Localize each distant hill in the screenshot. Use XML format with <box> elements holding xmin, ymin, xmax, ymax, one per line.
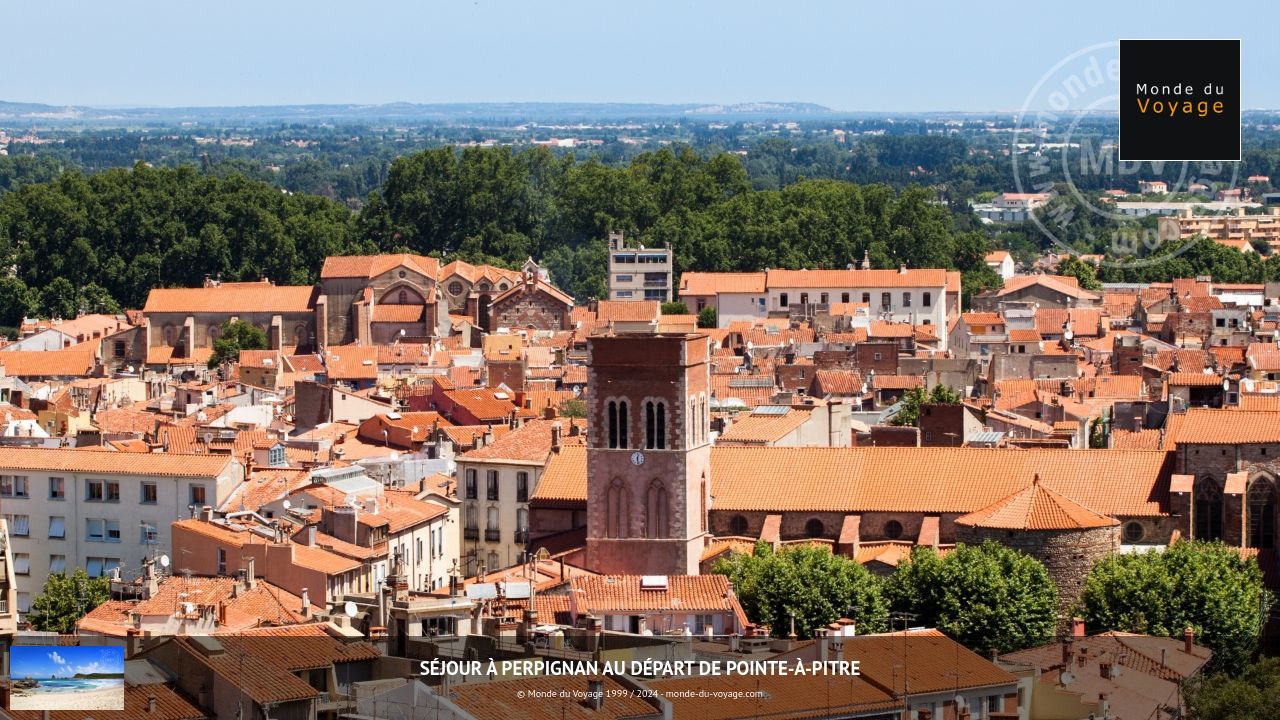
<box><xmin>0</xmin><ymin>100</ymin><xmax>840</xmax><ymax>126</ymax></box>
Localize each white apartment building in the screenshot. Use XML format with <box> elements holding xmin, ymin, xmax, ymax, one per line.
<box><xmin>0</xmin><ymin>448</ymin><xmax>243</xmax><ymax>615</ymax></box>
<box><xmin>607</xmin><ymin>231</ymin><xmax>673</xmax><ymax>302</ymax></box>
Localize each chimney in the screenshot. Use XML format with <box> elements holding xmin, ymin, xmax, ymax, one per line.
<box><xmin>1072</xmin><ymin>617</ymin><xmax>1085</xmax><ymax>638</ymax></box>
<box><xmin>1184</xmin><ymin>626</ymin><xmax>1194</xmax><ymax>654</ymax></box>
<box><xmin>1077</xmin><ymin>647</ymin><xmax>1088</xmax><ymax>667</ymax></box>
<box><xmin>244</xmin><ymin>558</ymin><xmax>256</xmax><ymax>590</ymax></box>
<box><xmin>370</xmin><ymin>497</ymin><xmax>380</xmax><ymax>515</ymax></box>
<box><xmin>543</xmin><ymin>405</ymin><xmax>557</xmax><ymax>420</ymax></box>
<box><xmin>1062</xmin><ymin>637</ymin><xmax>1074</xmax><ymax>665</ymax></box>
<box><xmin>898</xmin><ymin>264</ymin><xmax>907</xmax><ymax>274</ymax></box>
<box><xmin>217</xmin><ymin>601</ymin><xmax>228</xmax><ymax>627</ymax></box>
<box><xmin>147</xmin><ymin>695</ymin><xmax>157</xmax><ymax>714</ymax></box>
<box><xmin>586</xmin><ymin>679</ymin><xmax>604</xmax><ymax>710</ymax></box>
<box><xmin>305</xmin><ymin>525</ymin><xmax>317</xmax><ymax>547</ymax></box>
<box><xmin>201</xmin><ymin>505</ymin><xmax>213</xmax><ymax>522</ymax></box>
<box><xmin>815</xmin><ymin>628</ymin><xmax>829</xmax><ymax>659</ymax></box>
<box><xmin>301</xmin><ymin>588</ymin><xmax>311</xmax><ymax>618</ymax></box>
<box><xmin>551</xmin><ymin>423</ymin><xmax>562</xmax><ymax>454</ymax></box>
<box><xmin>1098</xmin><ymin>693</ymin><xmax>1109</xmax><ymax>718</ymax></box>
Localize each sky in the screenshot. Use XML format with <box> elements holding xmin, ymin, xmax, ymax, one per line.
<box><xmin>8</xmin><ymin>0</ymin><xmax>1279</xmax><ymax>111</ymax></box>
<box><xmin>11</xmin><ymin>646</ymin><xmax>124</xmax><ymax>678</ymax></box>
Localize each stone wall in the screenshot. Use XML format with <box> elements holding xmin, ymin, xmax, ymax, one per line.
<box><xmin>956</xmin><ymin>524</ymin><xmax>1120</xmax><ymax>616</ymax></box>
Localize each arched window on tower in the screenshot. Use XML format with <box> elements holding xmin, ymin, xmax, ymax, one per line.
<box><xmin>607</xmin><ymin>401</ymin><xmax>617</xmax><ymax>448</ymax></box>
<box><xmin>646</xmin><ymin>480</ymin><xmax>669</xmax><ymax>539</ymax></box>
<box><xmin>645</xmin><ymin>401</ymin><xmax>666</xmax><ymax>449</ymax></box>
<box><xmin>1247</xmin><ymin>476</ymin><xmax>1277</xmax><ymax>549</ymax></box>
<box><xmin>606</xmin><ymin>478</ymin><xmax>629</xmax><ymax>538</ymax></box>
<box><xmin>618</xmin><ymin>400</ymin><xmax>628</xmax><ymax>448</ymax></box>
<box><xmin>1194</xmin><ymin>476</ymin><xmax>1224</xmax><ymax>541</ymax></box>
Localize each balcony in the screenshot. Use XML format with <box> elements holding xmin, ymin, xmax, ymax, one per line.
<box><xmin>514</xmin><ymin>530</ymin><xmax>529</xmax><ymax>545</ymax></box>
<box><xmin>485</xmin><ymin>528</ymin><xmax>501</xmax><ymax>543</ymax></box>
<box><xmin>464</xmin><ymin>527</ymin><xmax>480</xmax><ymax>541</ymax></box>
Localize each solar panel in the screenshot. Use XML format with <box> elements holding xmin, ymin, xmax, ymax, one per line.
<box><xmin>502</xmin><ymin>582</ymin><xmax>532</xmax><ymax>599</ymax></box>
<box><xmin>465</xmin><ymin>583</ymin><xmax>498</xmax><ymax>599</ymax></box>
<box><xmin>751</xmin><ymin>406</ymin><xmax>791</xmax><ymax>416</ymax></box>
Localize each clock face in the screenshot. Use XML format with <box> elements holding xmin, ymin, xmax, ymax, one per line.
<box><xmin>630</xmin><ymin>451</ymin><xmax>645</xmax><ymax>467</ymax></box>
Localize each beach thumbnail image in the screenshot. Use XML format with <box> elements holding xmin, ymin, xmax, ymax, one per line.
<box><xmin>7</xmin><ymin>645</ymin><xmax>124</xmax><ymax>711</ymax></box>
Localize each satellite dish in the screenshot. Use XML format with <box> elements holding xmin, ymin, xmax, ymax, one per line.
<box><xmin>1063</xmin><ymin>330</ymin><xmax>1074</xmax><ymax>341</ymax></box>
<box><xmin>181</xmin><ymin>602</ymin><xmax>195</xmax><ymax>614</ymax></box>
<box><xmin>344</xmin><ymin>601</ymin><xmax>358</xmax><ymax>618</ymax></box>
<box><xmin>159</xmin><ymin>554</ymin><xmax>170</xmax><ymax>568</ymax></box>
<box><xmin>282</xmin><ymin>499</ymin><xmax>292</xmax><ymax>510</ymax></box>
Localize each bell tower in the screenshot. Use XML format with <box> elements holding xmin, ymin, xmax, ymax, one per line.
<box><xmin>585</xmin><ymin>331</ymin><xmax>712</xmax><ymax>575</ymax></box>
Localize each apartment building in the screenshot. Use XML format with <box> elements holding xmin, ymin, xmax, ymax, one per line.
<box><xmin>606</xmin><ymin>231</ymin><xmax>673</xmax><ymax>302</ymax></box>
<box><xmin>0</xmin><ymin>448</ymin><xmax>243</xmax><ymax>614</ymax></box>
<box><xmin>1157</xmin><ymin>206</ymin><xmax>1280</xmax><ymax>252</ymax></box>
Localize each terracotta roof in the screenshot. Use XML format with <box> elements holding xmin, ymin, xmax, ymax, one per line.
<box><xmin>1111</xmin><ymin>428</ymin><xmax>1163</xmax><ymax>450</ymax></box>
<box><xmin>92</xmin><ymin>407</ymin><xmax>163</xmax><ymax>436</ymax></box>
<box><xmin>131</xmin><ymin>576</ymin><xmax>322</xmax><ymax>626</ymax></box>
<box><xmin>370</xmin><ymin>304</ymin><xmax>425</xmax><ymax>323</ymax></box>
<box><xmin>718</xmin><ymin>408</ymin><xmax>812</xmax><ymax>444</ymax></box>
<box><xmin>324</xmin><ymin>346</ymin><xmax>379</xmax><ymax>381</ymax></box>
<box><xmin>962</xmin><ymin>312</ymin><xmax>1005</xmax><ymax>326</ymax></box>
<box><xmin>490</xmin><ymin>277</ymin><xmax>575</xmax><ymax>308</ymax></box>
<box><xmin>1168</xmin><ymin>371</ymin><xmax>1223</xmax><ymax>387</ymax></box>
<box><xmin>0</xmin><ymin>447</ymin><xmax>232</xmax><ymax>477</ymax></box>
<box><xmin>1173</xmin><ymin>408</ymin><xmax>1280</xmax><ymax>444</ymax></box>
<box><xmin>766</xmin><ymin>268</ymin><xmax>949</xmax><ymax>289</ymax></box>
<box><xmin>0</xmin><ymin>347</ymin><xmax>97</xmax><ymax>377</ymax></box>
<box><xmin>986</xmin><ymin>250</ymin><xmax>1011</xmax><ymax>263</ymax></box>
<box><xmin>1237</xmin><ymin>394</ymin><xmax>1280</xmax><ymax>412</ymax></box>
<box><xmin>871</xmin><ymin>374</ymin><xmax>924</xmax><ymax>390</ymax></box>
<box><xmin>679</xmin><ymin>272</ymin><xmax>768</xmax><ymax>295</ymax></box>
<box><xmin>955</xmin><ymin>476</ymin><xmax>1119</xmax><ymax>530</ymax></box>
<box><xmin>320</xmin><ymin>253</ymin><xmax>440</xmax><ymax>280</ymax></box>
<box><xmin>459</xmin><ymin>418</ymin><xmax>586</xmax><ymax>462</ymax></box>
<box><xmin>442</xmin><ymin>387</ymin><xmax>519</xmax><ymax>422</ymax></box>
<box><xmin>8</xmin><ymin>682</ymin><xmax>205</xmax><ymax>720</ymax></box>
<box><xmin>998</xmin><ymin>274</ymin><xmax>1099</xmax><ymax>300</ymax></box>
<box><xmin>594</xmin><ymin>300</ymin><xmax>660</xmax><ymax>323</ymax></box>
<box><xmin>652</xmin><ymin>671</ymin><xmax>898</xmax><ymax>720</ymax></box>
<box><xmin>813</xmin><ymin>369</ymin><xmax>863</xmax><ymax>396</ymax></box>
<box><xmin>1008</xmin><ymin>328</ymin><xmax>1043</xmax><ymax>342</ymax></box>
<box><xmin>1037</xmin><ymin>308</ymin><xmax>1105</xmax><ymax>337</ymax></box>
<box><xmin>570</xmin><ymin>574</ymin><xmax>743</xmax><ymax>614</ymax></box>
<box><xmin>143</xmin><ymin>282</ymin><xmax>315</xmax><ymax>313</ymax></box>
<box><xmin>868</xmin><ymin>321</ymin><xmax>915</xmax><ymax>338</ymax></box>
<box><xmin>535</xmin><ymin>446</ymin><xmax>1171</xmax><ymax>517</ymax></box>
<box><xmin>439</xmin><ymin>424</ymin><xmax>513</xmax><ymax>448</ymax></box>
<box><xmin>840</xmin><ymin>634</ymin><xmax>1018</xmax><ymax>695</ymax></box>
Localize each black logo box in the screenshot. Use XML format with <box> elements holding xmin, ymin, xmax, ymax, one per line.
<box><xmin>1119</xmin><ymin>39</ymin><xmax>1240</xmax><ymax>162</ymax></box>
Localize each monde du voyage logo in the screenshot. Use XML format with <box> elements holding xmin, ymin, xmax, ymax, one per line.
<box><xmin>1119</xmin><ymin>39</ymin><xmax>1240</xmax><ymax>161</ymax></box>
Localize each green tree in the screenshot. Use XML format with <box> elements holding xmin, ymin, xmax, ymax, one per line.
<box><xmin>38</xmin><ymin>277</ymin><xmax>79</xmax><ymax>319</ymax></box>
<box><xmin>208</xmin><ymin>319</ymin><xmax>268</xmax><ymax>368</ymax></box>
<box><xmin>697</xmin><ymin>306</ymin><xmax>717</xmax><ymax>328</ymax></box>
<box><xmin>0</xmin><ymin>276</ymin><xmax>34</xmax><ymax>329</ymax></box>
<box><xmin>29</xmin><ymin>568</ymin><xmax>111</xmax><ymax>634</ymax></box>
<box><xmin>714</xmin><ymin>542</ymin><xmax>888</xmax><ymax>639</ymax></box>
<box><xmin>557</xmin><ymin>397</ymin><xmax>587</xmax><ymax>418</ymax></box>
<box><xmin>1057</xmin><ymin>255</ymin><xmax>1104</xmax><ymax>290</ymax></box>
<box><xmin>660</xmin><ymin>301</ymin><xmax>689</xmax><ymax>315</ymax></box>
<box><xmin>890</xmin><ymin>383</ymin><xmax>963</xmax><ymax>427</ymax></box>
<box><xmin>885</xmin><ymin>542</ymin><xmax>1058</xmax><ymax>653</ymax></box>
<box><xmin>1081</xmin><ymin>540</ymin><xmax>1273</xmax><ymax>673</ymax></box>
<box><xmin>1185</xmin><ymin>657</ymin><xmax>1280</xmax><ymax>720</ymax></box>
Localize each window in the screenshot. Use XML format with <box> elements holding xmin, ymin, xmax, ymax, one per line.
<box><xmin>516</xmin><ymin>472</ymin><xmax>529</xmax><ymax>503</ymax></box>
<box><xmin>105</xmin><ymin>519</ymin><xmax>121</xmax><ymax>543</ymax></box>
<box><xmin>217</xmin><ymin>548</ymin><xmax>226</xmax><ymax>575</ymax></box>
<box><xmin>86</xmin><ymin>518</ymin><xmax>105</xmax><ymax>542</ymax></box>
<box><xmin>902</xmin><ymin>292</ymin><xmax>912</xmax><ymax>307</ymax></box>
<box><xmin>607</xmin><ymin>400</ymin><xmax>629</xmax><ymax>449</ymax></box>
<box><xmin>49</xmin><ymin>555</ymin><xmax>66</xmax><ymax>574</ymax></box>
<box><xmin>49</xmin><ymin>477</ymin><xmax>65</xmax><ymax>500</ymax></box>
<box><xmin>417</xmin><ymin>538</ymin><xmax>424</xmax><ymax>565</ymax></box>
<box><xmin>923</xmin><ymin>291</ymin><xmax>932</xmax><ymax>307</ymax></box>
<box><xmin>861</xmin><ymin>292</ymin><xmax>871</xmax><ymax>304</ymax></box>
<box><xmin>86</xmin><ymin>480</ymin><xmax>104</xmax><ymax>502</ymax></box>
<box><xmin>114</xmin><ymin>340</ymin><xmax>126</xmax><ymax>356</ymax></box>
<box><xmin>141</xmin><ymin>482</ymin><xmax>158</xmax><ymax>504</ymax></box>
<box><xmin>884</xmin><ymin>520</ymin><xmax>904</xmax><ymax>539</ymax></box>
<box><xmin>48</xmin><ymin>516</ymin><xmax>65</xmax><ymax>539</ymax></box>
<box><xmin>729</xmin><ymin>515</ymin><xmax>748</xmax><ymax>535</ymax></box>
<box><xmin>1123</xmin><ymin>522</ymin><xmax>1145</xmax><ymax>543</ymax></box>
<box><xmin>804</xmin><ymin>518</ymin><xmax>825</xmax><ymax>538</ymax></box>
<box><xmin>645</xmin><ymin>480</ymin><xmax>669</xmax><ymax>539</ymax></box>
<box><xmin>1247</xmin><ymin>477</ymin><xmax>1276</xmax><ymax>549</ymax></box>
<box><xmin>465</xmin><ymin>504</ymin><xmax>478</xmax><ymax>529</ymax></box>
<box><xmin>13</xmin><ymin>553</ymin><xmax>28</xmax><ymax>576</ymax></box>
<box><xmin>1</xmin><ymin>475</ymin><xmax>28</xmax><ymax>498</ymax></box>
<box><xmin>841</xmin><ymin>292</ymin><xmax>850</xmax><ymax>303</ymax></box>
<box><xmin>486</xmin><ymin>470</ymin><xmax>499</xmax><ymax>501</ymax></box>
<box><xmin>141</xmin><ymin>525</ymin><xmax>158</xmax><ymax>544</ymax></box>
<box><xmin>1195</xmin><ymin>477</ymin><xmax>1224</xmax><ymax>541</ymax></box>
<box><xmin>465</xmin><ymin>469</ymin><xmax>477</xmax><ymax>500</ymax></box>
<box><xmin>880</xmin><ymin>292</ymin><xmax>891</xmax><ymax>308</ymax></box>
<box><xmin>106</xmin><ymin>481</ymin><xmax>120</xmax><ymax>502</ymax></box>
<box><xmin>606</xmin><ymin>478</ymin><xmax>629</xmax><ymax>538</ymax></box>
<box><xmin>269</xmin><ymin>446</ymin><xmax>285</xmax><ymax>466</ymax></box>
<box><xmin>819</xmin><ymin>293</ymin><xmax>828</xmax><ymax>304</ymax></box>
<box><xmin>189</xmin><ymin>484</ymin><xmax>206</xmax><ymax>506</ymax></box>
<box><xmin>799</xmin><ymin>293</ymin><xmax>809</xmax><ymax>305</ymax></box>
<box><xmin>486</xmin><ymin>551</ymin><xmax>499</xmax><ymax>572</ymax></box>
<box><xmin>615</xmin><ymin>274</ymin><xmax>633</xmax><ymax>283</ymax></box>
<box><xmin>5</xmin><ymin>514</ymin><xmax>28</xmax><ymax>537</ymax></box>
<box><xmin>779</xmin><ymin>293</ymin><xmax>789</xmax><ymax>308</ymax></box>
<box><xmin>645</xmin><ymin>400</ymin><xmax>666</xmax><ymax>449</ymax></box>
<box><xmin>616</xmin><ymin>290</ymin><xmax>633</xmax><ymax>298</ymax></box>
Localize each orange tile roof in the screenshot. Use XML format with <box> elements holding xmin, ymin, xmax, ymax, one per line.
<box><xmin>570</xmin><ymin>574</ymin><xmax>743</xmax><ymax>614</ymax></box>
<box><xmin>871</xmin><ymin>374</ymin><xmax>924</xmax><ymax>390</ymax></box>
<box><xmin>1237</xmin><ymin>394</ymin><xmax>1280</xmax><ymax>412</ymax></box>
<box><xmin>868</xmin><ymin>321</ymin><xmax>915</xmax><ymax>338</ymax></box>
<box><xmin>718</xmin><ymin>408</ymin><xmax>812</xmax><ymax>444</ymax></box>
<box><xmin>766</xmin><ymin>267</ymin><xmax>949</xmax><ymax>289</ymax></box>
<box><xmin>1008</xmin><ymin>328</ymin><xmax>1043</xmax><ymax>342</ymax></box>
<box><xmin>998</xmin><ymin>274</ymin><xmax>1099</xmax><ymax>300</ymax></box>
<box><xmin>143</xmin><ymin>282</ymin><xmax>315</xmax><ymax>313</ymax></box>
<box><xmin>594</xmin><ymin>300</ymin><xmax>660</xmax><ymax>322</ymax></box>
<box><xmin>813</xmin><ymin>369</ymin><xmax>863</xmax><ymax>396</ymax></box>
<box><xmin>324</xmin><ymin>346</ymin><xmax>379</xmax><ymax>381</ymax></box>
<box><xmin>986</xmin><ymin>250</ymin><xmax>1011</xmax><ymax>263</ymax></box>
<box><xmin>955</xmin><ymin>476</ymin><xmax>1119</xmax><ymax>530</ymax></box>
<box><xmin>320</xmin><ymin>253</ymin><xmax>440</xmax><ymax>279</ymax></box>
<box><xmin>443</xmin><ymin>387</ymin><xmax>519</xmax><ymax>422</ymax></box>
<box><xmin>0</xmin><ymin>447</ymin><xmax>232</xmax><ymax>477</ymax></box>
<box><xmin>1168</xmin><ymin>371</ymin><xmax>1224</xmax><ymax>387</ymax></box>
<box><xmin>652</xmin><ymin>671</ymin><xmax>898</xmax><ymax>720</ymax></box>
<box><xmin>490</xmin><ymin>277</ymin><xmax>575</xmax><ymax>308</ymax></box>
<box><xmin>93</xmin><ymin>407</ymin><xmax>163</xmax><ymax>436</ymax></box>
<box><xmin>439</xmin><ymin>423</ymin><xmax>513</xmax><ymax>448</ymax></box>
<box><xmin>840</xmin><ymin>634</ymin><xmax>1018</xmax><ymax>696</ymax></box>
<box><xmin>535</xmin><ymin>446</ymin><xmax>1171</xmax><ymax>517</ymax></box>
<box><xmin>0</xmin><ymin>346</ymin><xmax>98</xmax><ymax>377</ymax></box>
<box><xmin>679</xmin><ymin>272</ymin><xmax>768</xmax><ymax>295</ymax></box>
<box><xmin>962</xmin><ymin>312</ymin><xmax>1005</xmax><ymax>326</ymax></box>
<box><xmin>1173</xmin><ymin>408</ymin><xmax>1280</xmax><ymax>444</ymax></box>
<box><xmin>1110</xmin><ymin>428</ymin><xmax>1163</xmax><ymax>450</ymax></box>
<box><xmin>1037</xmin><ymin>308</ymin><xmax>1105</xmax><ymax>337</ymax></box>
<box><xmin>370</xmin><ymin>304</ymin><xmax>426</xmax><ymax>323</ymax></box>
<box><xmin>447</xmin><ymin>675</ymin><xmax>657</xmax><ymax>720</ymax></box>
<box><xmin>8</xmin><ymin>682</ymin><xmax>205</xmax><ymax>720</ymax></box>
<box><xmin>459</xmin><ymin>418</ymin><xmax>587</xmax><ymax>462</ymax></box>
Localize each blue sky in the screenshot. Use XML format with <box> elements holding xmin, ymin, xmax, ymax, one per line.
<box><xmin>9</xmin><ymin>0</ymin><xmax>1278</xmax><ymax>110</ymax></box>
<box><xmin>11</xmin><ymin>646</ymin><xmax>123</xmax><ymax>678</ymax></box>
